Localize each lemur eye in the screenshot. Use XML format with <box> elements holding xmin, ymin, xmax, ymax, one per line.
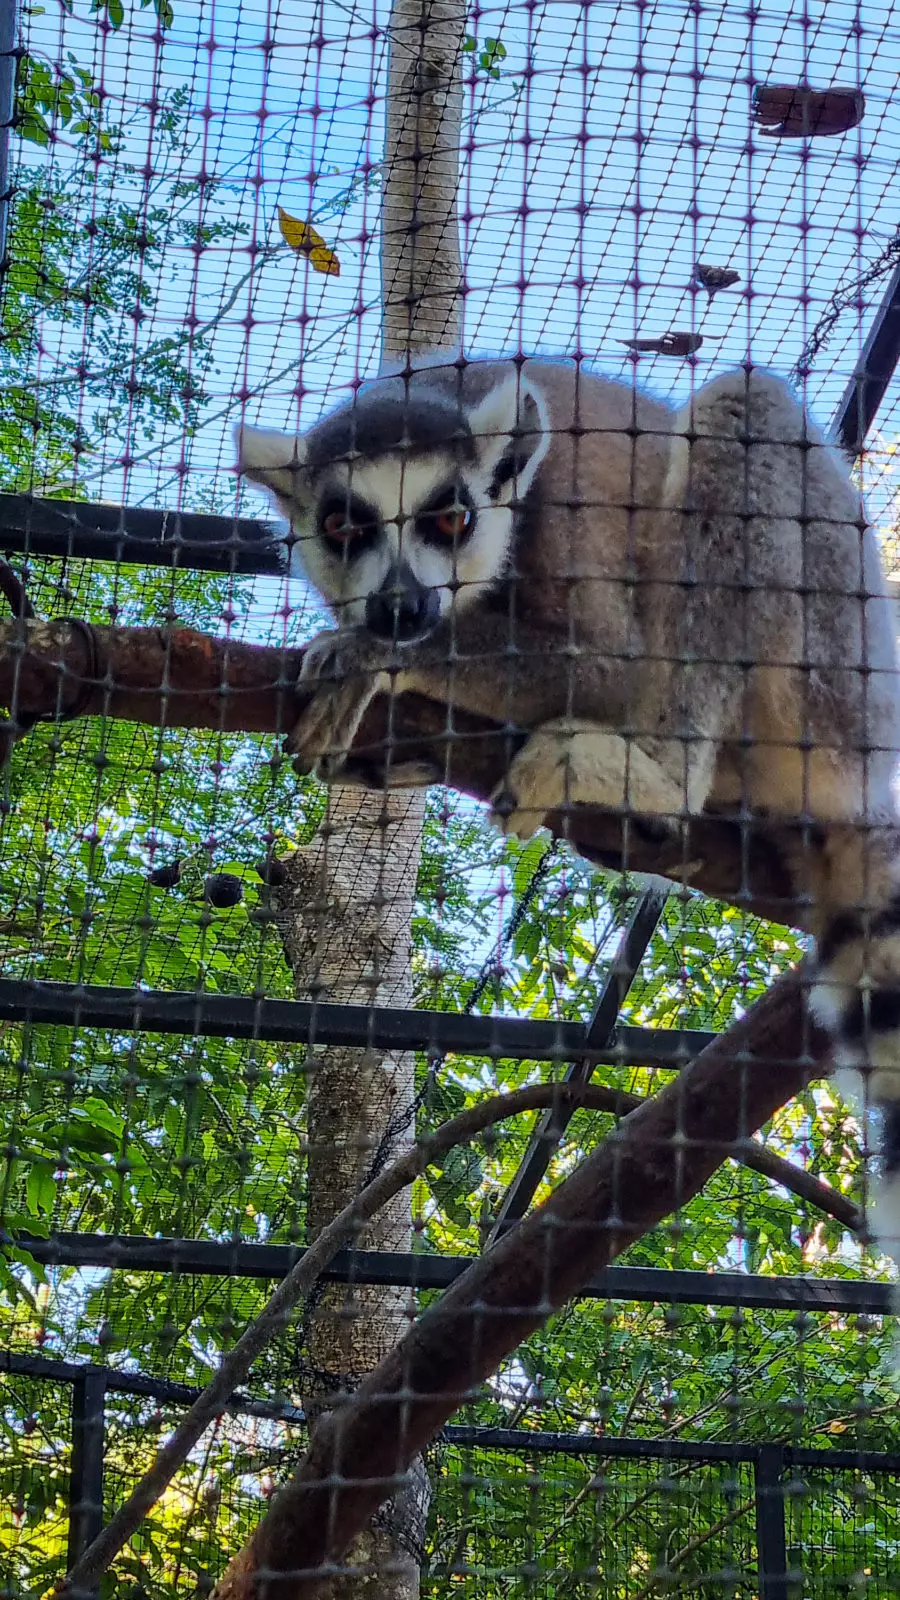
<box><xmin>322</xmin><ymin>510</ymin><xmax>354</xmax><ymax>541</ymax></box>
<box><xmin>433</xmin><ymin>507</ymin><xmax>472</xmax><ymax>540</ymax></box>
<box><xmin>319</xmin><ymin>499</ymin><xmax>378</xmax><ymax>555</ymax></box>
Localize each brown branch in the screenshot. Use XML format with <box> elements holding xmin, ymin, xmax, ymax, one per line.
<box><xmin>55</xmin><ymin>1081</ymin><xmax>631</xmax><ymax>1599</ymax></box>
<box><xmin>56</xmin><ymin>1062</ymin><xmax>850</xmax><ymax>1599</ymax></box>
<box><xmin>0</xmin><ymin>561</ymin><xmax>35</xmax><ymax>620</ymax></box>
<box><xmin>628</xmin><ymin>1497</ymin><xmax>756</xmax><ymax>1600</ymax></box>
<box><xmin>0</xmin><ymin>617</ymin><xmax>812</xmax><ymax>925</ymax></box>
<box><xmin>209</xmin><ymin>968</ymin><xmax>828</xmax><ymax>1600</ymax></box>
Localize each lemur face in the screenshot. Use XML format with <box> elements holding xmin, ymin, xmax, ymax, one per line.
<box><xmin>236</xmin><ymin>368</ymin><xmax>549</xmax><ymax>642</ymax></box>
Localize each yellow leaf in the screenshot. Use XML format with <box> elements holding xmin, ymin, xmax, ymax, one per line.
<box><xmin>827</xmin><ymin>1419</ymin><xmax>848</xmax><ymax>1434</ymax></box>
<box><xmin>277</xmin><ymin>206</ymin><xmax>341</xmax><ymax>276</ymax></box>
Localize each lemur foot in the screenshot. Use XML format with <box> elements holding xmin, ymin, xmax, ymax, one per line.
<box><xmin>490</xmin><ymin>720</ymin><xmax>687</xmax><ymax>840</ymax></box>
<box><xmin>288</xmin><ymin>629</ymin><xmax>391</xmax><ymax>782</ymax></box>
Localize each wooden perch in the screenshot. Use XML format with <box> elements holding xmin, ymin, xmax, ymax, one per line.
<box><xmin>0</xmin><ymin>618</ymin><xmax>809</xmax><ymax>926</ymax></box>
<box><xmin>210</xmin><ymin>969</ymin><xmax>828</xmax><ymax>1600</ymax></box>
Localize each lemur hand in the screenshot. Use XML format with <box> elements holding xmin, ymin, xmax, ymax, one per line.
<box><xmin>286</xmin><ymin>628</ymin><xmax>394</xmax><ymax>782</ymax></box>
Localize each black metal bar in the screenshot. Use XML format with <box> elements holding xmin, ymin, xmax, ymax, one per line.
<box><xmin>490</xmin><ymin>887</ymin><xmax>669</xmax><ymax>1237</ymax></box>
<box><xmin>0</xmin><ymin>495</ymin><xmax>282</xmax><ymax>574</ymax></box>
<box><xmin>447</xmin><ymin>1428</ymin><xmax>900</xmax><ymax>1476</ymax></box>
<box><xmin>0</xmin><ymin>976</ymin><xmax>716</xmax><ymax>1065</ymax></box>
<box><xmin>8</xmin><ymin>1235</ymin><xmax>892</xmax><ymax>1313</ymax></box>
<box><xmin>66</xmin><ymin>1369</ymin><xmax>107</xmax><ymax>1587</ymax></box>
<box><xmin>0</xmin><ymin>0</ymin><xmax>16</xmax><ymax>273</ymax></box>
<box><xmin>7</xmin><ymin>1353</ymin><xmax>900</xmax><ymax>1475</ymax></box>
<box><xmin>831</xmin><ymin>258</ymin><xmax>900</xmax><ymax>454</ymax></box>
<box><xmin>755</xmin><ymin>1444</ymin><xmax>789</xmax><ymax>1600</ymax></box>
<box><xmin>446</xmin><ymin>1425</ymin><xmax>759</xmax><ymax>1463</ymax></box>
<box><xmin>0</xmin><ymin>1350</ymin><xmax>305</xmax><ymax>1423</ymax></box>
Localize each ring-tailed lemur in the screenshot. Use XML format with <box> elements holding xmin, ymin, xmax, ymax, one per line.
<box><xmin>237</xmin><ymin>353</ymin><xmax>900</xmax><ymax>1287</ymax></box>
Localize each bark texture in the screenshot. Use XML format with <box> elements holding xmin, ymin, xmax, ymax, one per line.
<box><xmin>276</xmin><ymin>789</ymin><xmax>427</xmax><ymax>1600</ymax></box>
<box><xmin>381</xmin><ymin>0</ymin><xmax>466</xmax><ymax>356</ymax></box>
<box><xmin>209</xmin><ymin>969</ymin><xmax>829</xmax><ymax>1600</ymax></box>
<box><xmin>272</xmin><ymin>0</ymin><xmax>467</xmax><ymax>1593</ymax></box>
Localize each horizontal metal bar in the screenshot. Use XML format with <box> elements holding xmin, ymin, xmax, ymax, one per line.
<box><xmin>6</xmin><ymin>1352</ymin><xmax>899</xmax><ymax>1473</ymax></box>
<box><xmin>442</xmin><ymin>1427</ymin><xmax>900</xmax><ymax>1474</ymax></box>
<box><xmin>0</xmin><ymin>978</ymin><xmax>715</xmax><ymax>1065</ymax></box>
<box><xmin>0</xmin><ymin>1349</ymin><xmax>304</xmax><ymax>1423</ymax></box>
<box><xmin>11</xmin><ymin>1234</ymin><xmax>891</xmax><ymax>1314</ymax></box>
<box><xmin>0</xmin><ymin>494</ymin><xmax>283</xmax><ymax>575</ymax></box>
<box><xmin>445</xmin><ymin>1425</ymin><xmax>760</xmax><ymax>1463</ymax></box>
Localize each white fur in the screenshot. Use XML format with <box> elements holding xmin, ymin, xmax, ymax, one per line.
<box><xmin>236</xmin><ymin>377</ymin><xmax>550</xmax><ymax>629</ymax></box>
<box><xmin>235</xmin><ymin>424</ymin><xmax>307</xmax><ymax>499</ymax></box>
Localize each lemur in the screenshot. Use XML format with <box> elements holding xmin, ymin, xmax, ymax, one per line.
<box><xmin>236</xmin><ymin>353</ymin><xmax>900</xmax><ymax>1284</ymax></box>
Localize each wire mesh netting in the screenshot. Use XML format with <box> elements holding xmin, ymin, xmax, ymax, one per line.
<box><xmin>3</xmin><ymin>0</ymin><xmax>900</xmax><ymax>1592</ymax></box>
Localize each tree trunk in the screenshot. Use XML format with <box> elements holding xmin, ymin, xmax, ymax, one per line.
<box><xmin>274</xmin><ymin>2</ymin><xmax>465</xmax><ymax>1596</ymax></box>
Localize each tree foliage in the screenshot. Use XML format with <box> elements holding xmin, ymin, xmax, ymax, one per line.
<box><xmin>0</xmin><ymin>36</ymin><xmax>897</xmax><ymax>1600</ymax></box>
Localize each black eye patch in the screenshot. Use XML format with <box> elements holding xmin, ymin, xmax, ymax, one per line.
<box><xmin>415</xmin><ymin>483</ymin><xmax>477</xmax><ymax>549</ymax></box>
<box><xmin>317</xmin><ymin>494</ymin><xmax>381</xmax><ymax>558</ymax></box>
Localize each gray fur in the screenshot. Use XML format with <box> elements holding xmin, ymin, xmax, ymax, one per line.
<box><xmin>238</xmin><ymin>354</ymin><xmax>900</xmax><ymax>1299</ymax></box>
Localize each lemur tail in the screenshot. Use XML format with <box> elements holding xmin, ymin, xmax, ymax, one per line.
<box><xmin>810</xmin><ymin>865</ymin><xmax>900</xmax><ymax>1286</ymax></box>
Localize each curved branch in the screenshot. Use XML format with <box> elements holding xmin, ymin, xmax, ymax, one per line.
<box><xmin>206</xmin><ymin>969</ymin><xmax>829</xmax><ymax>1600</ymax></box>
<box><xmin>55</xmin><ymin>1064</ymin><xmax>852</xmax><ymax>1599</ymax></box>
<box><xmin>55</xmin><ymin>1080</ymin><xmax>626</xmax><ymax>1598</ymax></box>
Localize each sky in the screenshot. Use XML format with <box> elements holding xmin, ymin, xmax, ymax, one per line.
<box><xmin>10</xmin><ymin>0</ymin><xmax>900</xmax><ymax>538</ymax></box>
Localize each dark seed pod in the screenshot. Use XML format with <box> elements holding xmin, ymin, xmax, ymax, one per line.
<box><xmin>203</xmin><ymin>872</ymin><xmax>244</xmax><ymax>908</ymax></box>
<box><xmin>147</xmin><ymin>861</ymin><xmax>182</xmax><ymax>889</ymax></box>
<box><xmin>254</xmin><ymin>852</ymin><xmax>287</xmax><ymax>886</ymax></box>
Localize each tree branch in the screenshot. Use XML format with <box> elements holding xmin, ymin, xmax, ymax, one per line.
<box><xmin>54</xmin><ymin>1081</ymin><xmax>632</xmax><ymax>1599</ymax></box>
<box><xmin>0</xmin><ymin>618</ymin><xmax>812</xmax><ymax>926</ymax></box>
<box><xmin>55</xmin><ymin>1057</ymin><xmax>849</xmax><ymax>1600</ymax></box>
<box><xmin>205</xmin><ymin>968</ymin><xmax>827</xmax><ymax>1600</ymax></box>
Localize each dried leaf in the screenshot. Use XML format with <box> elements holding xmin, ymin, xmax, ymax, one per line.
<box><xmin>277</xmin><ymin>207</ymin><xmax>341</xmax><ymax>276</ymax></box>
<box><xmin>620</xmin><ymin>333</ymin><xmax>704</xmax><ymax>358</ymax></box>
<box><xmin>752</xmin><ymin>84</ymin><xmax>864</xmax><ymax>139</ymax></box>
<box><xmin>695</xmin><ymin>262</ymin><xmax>741</xmax><ymax>296</ymax></box>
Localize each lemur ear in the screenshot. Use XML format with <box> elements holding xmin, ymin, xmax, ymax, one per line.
<box><xmin>234</xmin><ymin>424</ymin><xmax>309</xmax><ymax>503</ymax></box>
<box><xmin>468</xmin><ymin>373</ymin><xmax>550</xmax><ymax>501</ymax></box>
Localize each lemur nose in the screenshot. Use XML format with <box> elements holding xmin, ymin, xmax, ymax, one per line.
<box><xmin>365</xmin><ymin>568</ymin><xmax>440</xmax><ymax>642</ymax></box>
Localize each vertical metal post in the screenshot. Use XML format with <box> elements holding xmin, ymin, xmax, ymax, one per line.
<box><xmin>67</xmin><ymin>1369</ymin><xmax>107</xmax><ymax>1591</ymax></box>
<box><xmin>0</xmin><ymin>0</ymin><xmax>17</xmax><ymax>273</ymax></box>
<box><xmin>755</xmin><ymin>1445</ymin><xmax>789</xmax><ymax>1600</ymax></box>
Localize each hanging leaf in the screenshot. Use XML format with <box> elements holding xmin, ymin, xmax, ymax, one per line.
<box><xmin>752</xmin><ymin>84</ymin><xmax>864</xmax><ymax>139</ymax></box>
<box><xmin>277</xmin><ymin>207</ymin><xmax>341</xmax><ymax>276</ymax></box>
<box><xmin>620</xmin><ymin>332</ymin><xmax>705</xmax><ymax>357</ymax></box>
<box><xmin>695</xmin><ymin>262</ymin><xmax>741</xmax><ymax>296</ymax></box>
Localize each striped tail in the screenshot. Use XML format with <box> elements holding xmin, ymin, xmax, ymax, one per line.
<box><xmin>811</xmin><ymin>899</ymin><xmax>900</xmax><ymax>1292</ymax></box>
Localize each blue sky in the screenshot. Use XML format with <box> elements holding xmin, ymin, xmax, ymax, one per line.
<box><xmin>12</xmin><ymin>0</ymin><xmax>900</xmax><ymax>533</ymax></box>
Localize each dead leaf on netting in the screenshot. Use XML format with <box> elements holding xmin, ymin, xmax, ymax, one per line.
<box><xmin>277</xmin><ymin>207</ymin><xmax>341</xmax><ymax>276</ymax></box>
<box><xmin>695</xmin><ymin>263</ymin><xmax>741</xmax><ymax>296</ymax></box>
<box><xmin>752</xmin><ymin>84</ymin><xmax>865</xmax><ymax>138</ymax></box>
<box><xmin>620</xmin><ymin>333</ymin><xmax>705</xmax><ymax>357</ymax></box>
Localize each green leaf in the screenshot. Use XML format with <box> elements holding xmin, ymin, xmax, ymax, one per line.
<box><xmin>25</xmin><ymin>1161</ymin><xmax>56</xmax><ymax>1217</ymax></box>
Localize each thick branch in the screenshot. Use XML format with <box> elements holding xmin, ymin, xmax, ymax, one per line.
<box><xmin>210</xmin><ymin>968</ymin><xmax>828</xmax><ymax>1600</ymax></box>
<box><xmin>0</xmin><ymin>618</ymin><xmax>807</xmax><ymax>925</ymax></box>
<box><xmin>57</xmin><ymin>1061</ymin><xmax>849</xmax><ymax>1599</ymax></box>
<box><xmin>52</xmin><ymin>1082</ymin><xmax>642</xmax><ymax>1599</ymax></box>
<box><xmin>381</xmin><ymin>0</ymin><xmax>466</xmax><ymax>355</ymax></box>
